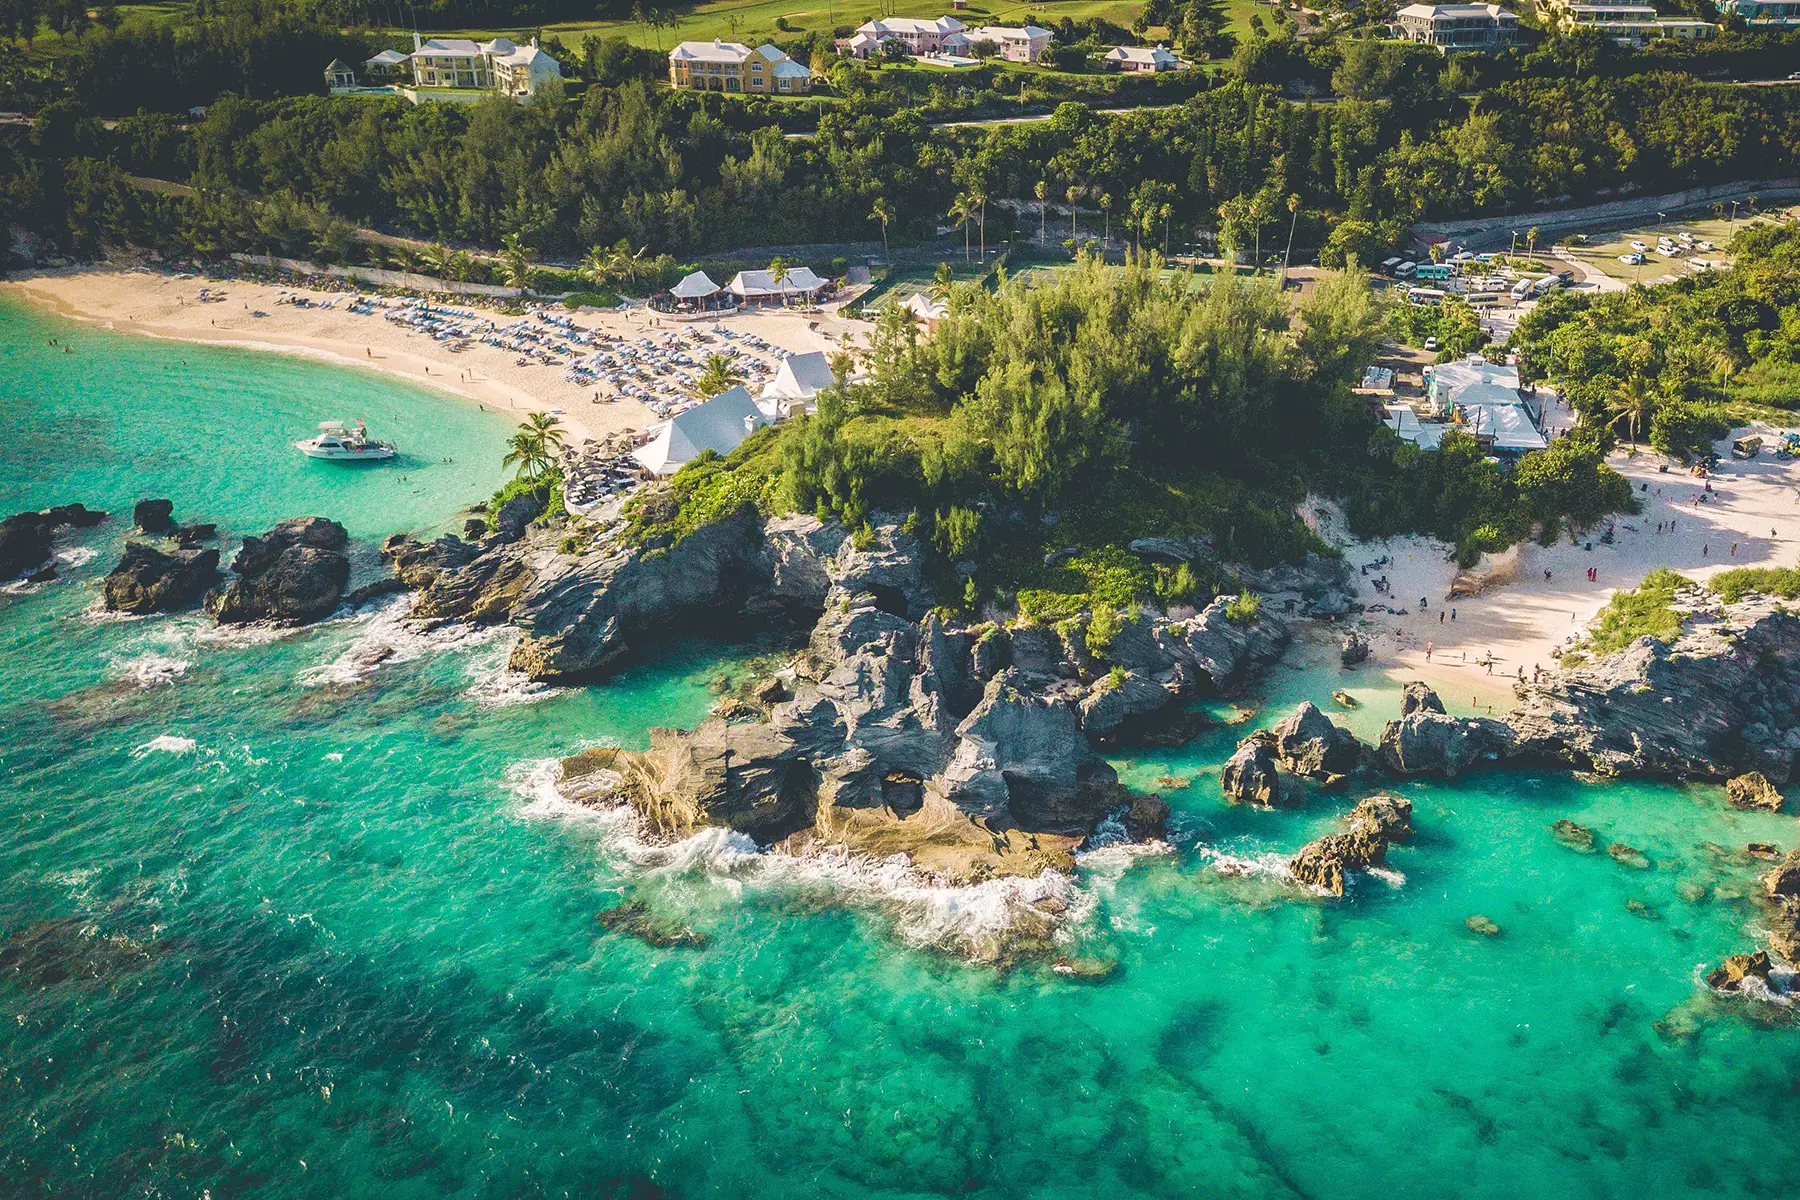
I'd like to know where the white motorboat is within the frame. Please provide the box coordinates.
[297,420,396,461]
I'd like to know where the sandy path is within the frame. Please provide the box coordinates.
[1319,428,1800,713]
[3,265,866,447]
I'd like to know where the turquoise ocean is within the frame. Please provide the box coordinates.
[2,294,1798,1199]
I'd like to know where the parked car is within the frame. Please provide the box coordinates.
[1630,240,1649,252]
[1619,252,1646,265]
[1788,70,1800,79]
[1424,336,1439,352]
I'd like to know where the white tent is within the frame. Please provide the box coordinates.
[670,270,722,300]
[758,351,836,412]
[1456,401,1548,453]
[633,386,766,475]
[729,266,828,303]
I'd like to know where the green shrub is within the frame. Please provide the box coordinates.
[1225,593,1262,624]
[1708,567,1800,604]
[1580,567,1686,657]
[1085,605,1123,659]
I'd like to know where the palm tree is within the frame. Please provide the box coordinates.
[1099,192,1113,253]
[693,352,745,397]
[948,193,973,262]
[579,244,610,289]
[499,232,536,293]
[423,241,455,280]
[1035,179,1048,247]
[1526,225,1540,257]
[606,239,647,287]
[869,196,893,260]
[1161,203,1173,255]
[929,261,954,303]
[968,189,988,262]
[502,412,566,480]
[1606,376,1654,447]
[767,256,793,306]
[1067,184,1080,247]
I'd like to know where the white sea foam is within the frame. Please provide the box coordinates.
[509,757,1094,960]
[466,633,567,707]
[132,735,197,757]
[57,546,100,569]
[1195,844,1298,883]
[297,595,506,687]
[113,652,191,688]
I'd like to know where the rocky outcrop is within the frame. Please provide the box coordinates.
[1230,553,1360,618]
[1288,794,1414,895]
[1764,850,1800,964]
[380,533,480,590]
[1727,772,1785,813]
[1340,630,1369,667]
[0,504,107,579]
[102,543,221,613]
[1220,736,1287,807]
[1379,682,1513,777]
[206,517,350,625]
[133,499,175,534]
[1706,950,1773,992]
[1269,701,1361,778]
[1506,593,1800,783]
[507,505,775,680]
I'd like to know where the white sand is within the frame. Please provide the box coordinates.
[2,264,865,446]
[1316,428,1800,713]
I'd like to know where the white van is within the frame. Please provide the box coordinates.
[1395,261,1418,279]
[1510,278,1535,300]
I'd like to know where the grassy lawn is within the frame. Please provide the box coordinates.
[429,0,1267,66]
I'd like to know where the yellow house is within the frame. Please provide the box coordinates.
[668,39,814,94]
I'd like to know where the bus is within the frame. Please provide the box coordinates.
[1509,278,1535,300]
[1405,288,1446,307]
[1394,261,1418,280]
[1413,263,1454,281]
[1380,257,1404,276]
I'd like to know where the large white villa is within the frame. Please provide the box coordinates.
[843,14,1054,61]
[325,35,562,102]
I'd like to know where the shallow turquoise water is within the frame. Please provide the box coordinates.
[3,299,1799,1199]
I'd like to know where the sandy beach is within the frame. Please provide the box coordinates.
[1321,432,1800,713]
[1,264,864,447]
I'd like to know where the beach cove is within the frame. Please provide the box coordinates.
[5,295,1800,1199]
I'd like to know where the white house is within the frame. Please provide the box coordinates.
[325,59,358,90]
[965,24,1054,61]
[729,266,828,304]
[1394,3,1521,49]
[363,48,409,79]
[1425,357,1547,453]
[1385,404,1446,451]
[1103,44,1180,71]
[409,36,491,89]
[490,39,562,97]
[850,15,967,56]
[633,386,768,475]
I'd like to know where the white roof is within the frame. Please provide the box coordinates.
[1429,358,1520,408]
[413,38,482,57]
[848,32,880,48]
[670,270,722,298]
[969,24,1053,39]
[671,39,753,63]
[1385,405,1445,451]
[904,293,948,322]
[761,351,836,403]
[856,16,966,34]
[1397,2,1515,15]
[1455,401,1547,452]
[366,49,408,65]
[494,44,557,69]
[633,386,766,475]
[478,37,517,55]
[1105,44,1178,63]
[730,266,827,297]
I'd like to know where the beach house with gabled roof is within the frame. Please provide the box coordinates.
[1103,44,1180,71]
[965,24,1054,61]
[490,39,562,97]
[850,15,967,55]
[363,48,409,79]
[633,386,768,475]
[668,40,814,92]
